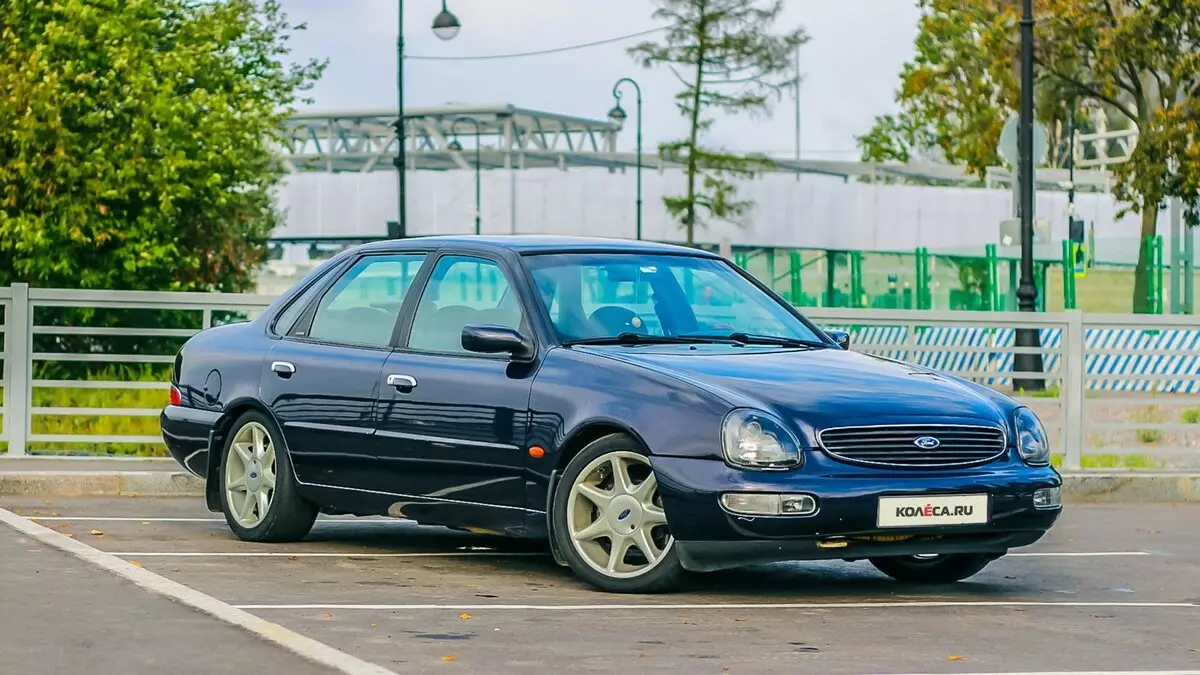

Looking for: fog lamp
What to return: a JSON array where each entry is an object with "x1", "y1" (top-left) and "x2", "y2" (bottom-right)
[
  {"x1": 720, "y1": 493, "x2": 818, "y2": 516},
  {"x1": 1033, "y1": 487, "x2": 1062, "y2": 509}
]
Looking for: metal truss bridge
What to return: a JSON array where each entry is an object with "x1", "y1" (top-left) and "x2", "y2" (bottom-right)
[{"x1": 278, "y1": 103, "x2": 1118, "y2": 192}]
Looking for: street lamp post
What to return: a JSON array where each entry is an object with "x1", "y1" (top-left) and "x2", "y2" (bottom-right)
[
  {"x1": 608, "y1": 77, "x2": 643, "y2": 240},
  {"x1": 449, "y1": 117, "x2": 483, "y2": 235},
  {"x1": 394, "y1": 1, "x2": 461, "y2": 237},
  {"x1": 1013, "y1": 0, "x2": 1044, "y2": 391}
]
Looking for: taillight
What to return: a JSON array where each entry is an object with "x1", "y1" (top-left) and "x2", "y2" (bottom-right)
[{"x1": 169, "y1": 384, "x2": 182, "y2": 406}]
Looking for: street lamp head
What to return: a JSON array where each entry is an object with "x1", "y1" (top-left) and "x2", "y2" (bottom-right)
[
  {"x1": 448, "y1": 138, "x2": 463, "y2": 152},
  {"x1": 607, "y1": 104, "x2": 627, "y2": 126},
  {"x1": 431, "y1": 7, "x2": 461, "y2": 41}
]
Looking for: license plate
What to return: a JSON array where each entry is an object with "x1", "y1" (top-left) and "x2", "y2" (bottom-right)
[{"x1": 877, "y1": 494, "x2": 989, "y2": 528}]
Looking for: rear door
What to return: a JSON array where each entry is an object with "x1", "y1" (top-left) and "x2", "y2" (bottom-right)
[
  {"x1": 375, "y1": 252, "x2": 538, "y2": 533},
  {"x1": 261, "y1": 252, "x2": 428, "y2": 492}
]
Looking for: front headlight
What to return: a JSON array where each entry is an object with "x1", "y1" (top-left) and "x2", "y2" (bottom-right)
[
  {"x1": 1013, "y1": 407, "x2": 1051, "y2": 466},
  {"x1": 721, "y1": 408, "x2": 803, "y2": 470}
]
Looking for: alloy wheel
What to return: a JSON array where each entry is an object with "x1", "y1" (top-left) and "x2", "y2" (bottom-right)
[
  {"x1": 225, "y1": 421, "x2": 277, "y2": 528},
  {"x1": 566, "y1": 450, "x2": 673, "y2": 579}
]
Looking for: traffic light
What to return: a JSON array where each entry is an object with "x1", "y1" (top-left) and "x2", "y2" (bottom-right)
[{"x1": 1068, "y1": 217, "x2": 1087, "y2": 279}]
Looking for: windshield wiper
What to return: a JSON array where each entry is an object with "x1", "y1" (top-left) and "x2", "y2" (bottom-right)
[
  {"x1": 562, "y1": 332, "x2": 730, "y2": 347},
  {"x1": 723, "y1": 332, "x2": 829, "y2": 349}
]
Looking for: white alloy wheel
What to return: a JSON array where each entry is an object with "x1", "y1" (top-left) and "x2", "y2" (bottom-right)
[
  {"x1": 224, "y1": 421, "x2": 277, "y2": 528},
  {"x1": 566, "y1": 450, "x2": 673, "y2": 579}
]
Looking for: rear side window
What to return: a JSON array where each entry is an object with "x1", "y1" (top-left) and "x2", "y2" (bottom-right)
[
  {"x1": 302, "y1": 253, "x2": 427, "y2": 348},
  {"x1": 272, "y1": 273, "x2": 333, "y2": 337}
]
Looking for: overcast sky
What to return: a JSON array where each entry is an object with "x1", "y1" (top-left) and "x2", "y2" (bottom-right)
[{"x1": 280, "y1": 0, "x2": 921, "y2": 160}]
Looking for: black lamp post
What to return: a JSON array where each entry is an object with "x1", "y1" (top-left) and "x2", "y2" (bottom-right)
[
  {"x1": 448, "y1": 117, "x2": 483, "y2": 235},
  {"x1": 608, "y1": 77, "x2": 643, "y2": 241},
  {"x1": 1013, "y1": 0, "x2": 1045, "y2": 391},
  {"x1": 394, "y1": 1, "x2": 461, "y2": 237}
]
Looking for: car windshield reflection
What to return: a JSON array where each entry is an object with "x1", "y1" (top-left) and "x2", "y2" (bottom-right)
[{"x1": 524, "y1": 253, "x2": 828, "y2": 346}]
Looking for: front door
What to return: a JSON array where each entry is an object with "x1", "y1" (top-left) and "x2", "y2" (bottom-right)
[
  {"x1": 262, "y1": 252, "x2": 428, "y2": 492},
  {"x1": 375, "y1": 253, "x2": 537, "y2": 535}
]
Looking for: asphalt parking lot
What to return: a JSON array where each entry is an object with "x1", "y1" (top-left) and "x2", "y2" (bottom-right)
[{"x1": 1, "y1": 497, "x2": 1198, "y2": 675}]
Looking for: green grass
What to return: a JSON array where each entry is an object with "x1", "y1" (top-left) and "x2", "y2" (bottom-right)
[
  {"x1": 3, "y1": 364, "x2": 170, "y2": 457},
  {"x1": 1182, "y1": 408, "x2": 1200, "y2": 425},
  {"x1": 1052, "y1": 453, "x2": 1162, "y2": 470},
  {"x1": 1130, "y1": 405, "x2": 1166, "y2": 445}
]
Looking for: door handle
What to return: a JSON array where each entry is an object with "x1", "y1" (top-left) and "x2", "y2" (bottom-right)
[
  {"x1": 271, "y1": 361, "x2": 296, "y2": 378},
  {"x1": 386, "y1": 374, "x2": 417, "y2": 390}
]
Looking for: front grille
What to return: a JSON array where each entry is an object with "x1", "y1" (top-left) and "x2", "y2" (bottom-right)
[{"x1": 817, "y1": 424, "x2": 1007, "y2": 469}]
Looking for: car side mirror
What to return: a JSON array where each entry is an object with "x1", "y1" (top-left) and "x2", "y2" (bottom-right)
[
  {"x1": 462, "y1": 324, "x2": 535, "y2": 361},
  {"x1": 824, "y1": 329, "x2": 850, "y2": 350}
]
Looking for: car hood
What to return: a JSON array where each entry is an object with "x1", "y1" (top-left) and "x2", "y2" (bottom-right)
[{"x1": 582, "y1": 345, "x2": 1009, "y2": 436}]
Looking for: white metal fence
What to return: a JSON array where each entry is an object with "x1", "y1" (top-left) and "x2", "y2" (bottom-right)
[{"x1": 1, "y1": 283, "x2": 1198, "y2": 472}]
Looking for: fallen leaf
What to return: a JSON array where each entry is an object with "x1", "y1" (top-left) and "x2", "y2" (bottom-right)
[
  {"x1": 89, "y1": 529, "x2": 104, "y2": 536},
  {"x1": 1189, "y1": 648, "x2": 1198, "y2": 653},
  {"x1": 441, "y1": 655, "x2": 456, "y2": 662},
  {"x1": 43, "y1": 500, "x2": 51, "y2": 506},
  {"x1": 323, "y1": 612, "x2": 333, "y2": 619},
  {"x1": 288, "y1": 556, "x2": 298, "y2": 561},
  {"x1": 370, "y1": 622, "x2": 378, "y2": 628},
  {"x1": 639, "y1": 651, "x2": 648, "y2": 658},
  {"x1": 722, "y1": 667, "x2": 730, "y2": 673},
  {"x1": 127, "y1": 493, "x2": 139, "y2": 498},
  {"x1": 459, "y1": 613, "x2": 472, "y2": 620},
  {"x1": 64, "y1": 534, "x2": 75, "y2": 538},
  {"x1": 733, "y1": 617, "x2": 745, "y2": 622},
  {"x1": 130, "y1": 561, "x2": 144, "y2": 568},
  {"x1": 51, "y1": 512, "x2": 60, "y2": 517},
  {"x1": 948, "y1": 655, "x2": 964, "y2": 661}
]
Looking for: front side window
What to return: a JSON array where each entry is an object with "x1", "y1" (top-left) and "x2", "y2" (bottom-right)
[
  {"x1": 303, "y1": 253, "x2": 427, "y2": 347},
  {"x1": 525, "y1": 253, "x2": 825, "y2": 344},
  {"x1": 407, "y1": 255, "x2": 526, "y2": 354}
]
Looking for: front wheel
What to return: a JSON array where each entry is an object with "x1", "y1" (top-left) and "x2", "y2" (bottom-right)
[
  {"x1": 551, "y1": 433, "x2": 684, "y2": 594},
  {"x1": 868, "y1": 553, "x2": 997, "y2": 583},
  {"x1": 218, "y1": 410, "x2": 317, "y2": 543}
]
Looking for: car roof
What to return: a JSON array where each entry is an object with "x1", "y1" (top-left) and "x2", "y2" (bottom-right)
[{"x1": 353, "y1": 235, "x2": 722, "y2": 258}]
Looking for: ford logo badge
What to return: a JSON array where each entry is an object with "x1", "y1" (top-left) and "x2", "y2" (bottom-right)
[
  {"x1": 913, "y1": 436, "x2": 941, "y2": 449},
  {"x1": 617, "y1": 509, "x2": 631, "y2": 521}
]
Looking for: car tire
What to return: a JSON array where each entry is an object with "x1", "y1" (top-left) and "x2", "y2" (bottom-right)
[
  {"x1": 551, "y1": 432, "x2": 685, "y2": 594},
  {"x1": 218, "y1": 410, "x2": 317, "y2": 543},
  {"x1": 868, "y1": 553, "x2": 995, "y2": 583}
]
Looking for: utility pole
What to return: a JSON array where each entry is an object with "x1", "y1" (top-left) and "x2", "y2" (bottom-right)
[{"x1": 1013, "y1": 0, "x2": 1045, "y2": 391}]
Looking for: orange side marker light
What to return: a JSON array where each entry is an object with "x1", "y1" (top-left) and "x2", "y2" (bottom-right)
[{"x1": 528, "y1": 446, "x2": 546, "y2": 459}]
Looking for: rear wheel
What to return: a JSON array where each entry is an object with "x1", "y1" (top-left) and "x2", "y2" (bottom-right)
[
  {"x1": 551, "y1": 433, "x2": 684, "y2": 594},
  {"x1": 219, "y1": 410, "x2": 317, "y2": 543},
  {"x1": 868, "y1": 553, "x2": 996, "y2": 583}
]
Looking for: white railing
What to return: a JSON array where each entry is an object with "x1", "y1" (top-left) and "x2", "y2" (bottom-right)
[{"x1": 1, "y1": 283, "x2": 1198, "y2": 472}]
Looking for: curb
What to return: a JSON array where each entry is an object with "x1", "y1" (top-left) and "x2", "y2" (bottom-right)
[
  {"x1": 1, "y1": 471, "x2": 1198, "y2": 502},
  {"x1": 0, "y1": 471, "x2": 204, "y2": 497}
]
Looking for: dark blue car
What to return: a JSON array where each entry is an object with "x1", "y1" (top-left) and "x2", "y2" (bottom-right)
[{"x1": 161, "y1": 235, "x2": 1062, "y2": 593}]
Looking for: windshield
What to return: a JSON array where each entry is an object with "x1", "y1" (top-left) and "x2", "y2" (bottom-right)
[{"x1": 523, "y1": 253, "x2": 827, "y2": 345}]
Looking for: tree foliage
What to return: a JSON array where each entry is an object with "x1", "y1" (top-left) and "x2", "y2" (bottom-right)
[
  {"x1": 0, "y1": 0, "x2": 325, "y2": 292},
  {"x1": 629, "y1": 0, "x2": 806, "y2": 245},
  {"x1": 858, "y1": 0, "x2": 1200, "y2": 312}
]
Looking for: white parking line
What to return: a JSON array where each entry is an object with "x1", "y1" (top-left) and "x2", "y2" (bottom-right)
[
  {"x1": 104, "y1": 550, "x2": 1150, "y2": 559},
  {"x1": 233, "y1": 600, "x2": 1200, "y2": 611},
  {"x1": 110, "y1": 551, "x2": 544, "y2": 558},
  {"x1": 0, "y1": 507, "x2": 400, "y2": 675}
]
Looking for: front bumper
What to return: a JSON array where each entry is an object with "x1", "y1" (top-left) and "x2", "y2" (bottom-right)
[
  {"x1": 651, "y1": 453, "x2": 1062, "y2": 573},
  {"x1": 160, "y1": 405, "x2": 222, "y2": 477}
]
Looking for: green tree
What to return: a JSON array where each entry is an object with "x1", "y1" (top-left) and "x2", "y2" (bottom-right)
[
  {"x1": 628, "y1": 0, "x2": 807, "y2": 246},
  {"x1": 858, "y1": 0, "x2": 1200, "y2": 312},
  {"x1": 0, "y1": 0, "x2": 325, "y2": 292}
]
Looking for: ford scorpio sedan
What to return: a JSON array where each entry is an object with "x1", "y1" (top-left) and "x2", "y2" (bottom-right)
[{"x1": 161, "y1": 235, "x2": 1062, "y2": 593}]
